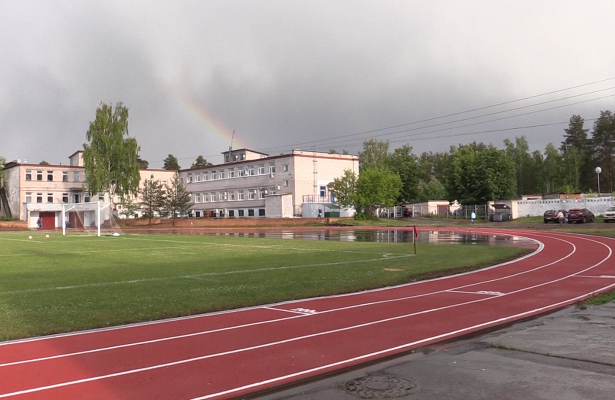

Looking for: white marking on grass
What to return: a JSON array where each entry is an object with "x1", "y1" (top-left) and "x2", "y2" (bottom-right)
[{"x1": 0, "y1": 254, "x2": 413, "y2": 295}]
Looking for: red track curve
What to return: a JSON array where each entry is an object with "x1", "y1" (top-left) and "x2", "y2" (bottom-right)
[{"x1": 1, "y1": 228, "x2": 614, "y2": 399}]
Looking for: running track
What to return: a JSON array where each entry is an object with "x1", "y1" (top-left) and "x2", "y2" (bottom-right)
[{"x1": 1, "y1": 228, "x2": 615, "y2": 400}]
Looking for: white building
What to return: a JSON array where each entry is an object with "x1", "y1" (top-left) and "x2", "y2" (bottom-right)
[
  {"x1": 181, "y1": 148, "x2": 359, "y2": 218},
  {"x1": 1, "y1": 151, "x2": 175, "y2": 228}
]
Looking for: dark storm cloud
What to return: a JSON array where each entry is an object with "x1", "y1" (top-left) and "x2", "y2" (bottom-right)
[{"x1": 2, "y1": 1, "x2": 614, "y2": 168}]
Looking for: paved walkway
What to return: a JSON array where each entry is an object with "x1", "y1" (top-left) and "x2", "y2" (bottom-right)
[{"x1": 258, "y1": 301, "x2": 615, "y2": 400}]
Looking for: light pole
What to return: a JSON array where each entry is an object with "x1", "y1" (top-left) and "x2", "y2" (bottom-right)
[{"x1": 595, "y1": 167, "x2": 602, "y2": 197}]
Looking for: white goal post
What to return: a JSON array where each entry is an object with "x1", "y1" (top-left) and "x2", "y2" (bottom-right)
[{"x1": 61, "y1": 201, "x2": 119, "y2": 236}]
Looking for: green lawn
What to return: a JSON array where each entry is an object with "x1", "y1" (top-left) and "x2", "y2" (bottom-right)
[{"x1": 0, "y1": 231, "x2": 528, "y2": 341}]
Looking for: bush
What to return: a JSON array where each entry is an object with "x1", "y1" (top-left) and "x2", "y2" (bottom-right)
[{"x1": 0, "y1": 216, "x2": 14, "y2": 221}]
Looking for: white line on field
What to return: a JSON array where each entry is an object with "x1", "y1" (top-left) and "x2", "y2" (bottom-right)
[{"x1": 0, "y1": 254, "x2": 413, "y2": 295}]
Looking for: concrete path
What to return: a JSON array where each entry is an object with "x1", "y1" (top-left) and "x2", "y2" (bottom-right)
[{"x1": 258, "y1": 301, "x2": 615, "y2": 400}]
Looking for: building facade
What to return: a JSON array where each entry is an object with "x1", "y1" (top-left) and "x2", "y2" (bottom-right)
[
  {"x1": 2, "y1": 151, "x2": 175, "y2": 228},
  {"x1": 181, "y1": 149, "x2": 359, "y2": 218}
]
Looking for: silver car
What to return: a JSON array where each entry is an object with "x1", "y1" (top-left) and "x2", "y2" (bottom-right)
[{"x1": 604, "y1": 206, "x2": 615, "y2": 223}]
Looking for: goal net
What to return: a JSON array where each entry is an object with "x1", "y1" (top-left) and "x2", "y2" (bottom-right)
[{"x1": 61, "y1": 202, "x2": 122, "y2": 236}]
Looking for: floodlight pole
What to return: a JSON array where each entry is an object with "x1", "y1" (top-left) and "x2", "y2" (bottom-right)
[
  {"x1": 97, "y1": 201, "x2": 101, "y2": 237},
  {"x1": 595, "y1": 167, "x2": 602, "y2": 197}
]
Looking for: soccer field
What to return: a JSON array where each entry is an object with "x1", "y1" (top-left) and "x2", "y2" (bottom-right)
[{"x1": 0, "y1": 231, "x2": 527, "y2": 341}]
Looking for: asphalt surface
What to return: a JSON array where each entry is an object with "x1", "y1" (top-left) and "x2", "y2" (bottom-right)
[{"x1": 255, "y1": 301, "x2": 615, "y2": 400}]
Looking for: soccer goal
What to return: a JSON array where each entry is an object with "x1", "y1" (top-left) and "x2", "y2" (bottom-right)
[{"x1": 61, "y1": 202, "x2": 122, "y2": 236}]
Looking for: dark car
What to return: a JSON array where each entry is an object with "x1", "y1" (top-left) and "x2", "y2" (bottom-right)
[
  {"x1": 566, "y1": 208, "x2": 595, "y2": 223},
  {"x1": 543, "y1": 209, "x2": 566, "y2": 223}
]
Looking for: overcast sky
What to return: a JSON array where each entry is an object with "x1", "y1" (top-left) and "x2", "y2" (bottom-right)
[{"x1": 2, "y1": 1, "x2": 614, "y2": 169}]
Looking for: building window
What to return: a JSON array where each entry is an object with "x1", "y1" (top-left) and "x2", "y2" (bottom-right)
[
  {"x1": 229, "y1": 210, "x2": 235, "y2": 217},
  {"x1": 73, "y1": 172, "x2": 80, "y2": 182},
  {"x1": 62, "y1": 193, "x2": 69, "y2": 203},
  {"x1": 258, "y1": 163, "x2": 265, "y2": 175},
  {"x1": 229, "y1": 190, "x2": 235, "y2": 201},
  {"x1": 248, "y1": 189, "x2": 256, "y2": 200},
  {"x1": 220, "y1": 191, "x2": 227, "y2": 201},
  {"x1": 283, "y1": 164, "x2": 289, "y2": 172},
  {"x1": 248, "y1": 209, "x2": 255, "y2": 216},
  {"x1": 211, "y1": 192, "x2": 217, "y2": 202},
  {"x1": 47, "y1": 193, "x2": 53, "y2": 203},
  {"x1": 284, "y1": 180, "x2": 289, "y2": 187},
  {"x1": 269, "y1": 162, "x2": 275, "y2": 174},
  {"x1": 194, "y1": 173, "x2": 200, "y2": 182},
  {"x1": 237, "y1": 190, "x2": 244, "y2": 200},
  {"x1": 228, "y1": 168, "x2": 235, "y2": 178},
  {"x1": 62, "y1": 171, "x2": 69, "y2": 182},
  {"x1": 26, "y1": 192, "x2": 32, "y2": 203},
  {"x1": 220, "y1": 170, "x2": 226, "y2": 179},
  {"x1": 36, "y1": 193, "x2": 43, "y2": 203},
  {"x1": 25, "y1": 170, "x2": 32, "y2": 181},
  {"x1": 98, "y1": 192, "x2": 104, "y2": 201},
  {"x1": 85, "y1": 193, "x2": 91, "y2": 203},
  {"x1": 320, "y1": 186, "x2": 326, "y2": 198},
  {"x1": 238, "y1": 209, "x2": 245, "y2": 217},
  {"x1": 211, "y1": 170, "x2": 217, "y2": 180},
  {"x1": 187, "y1": 173, "x2": 193, "y2": 183},
  {"x1": 259, "y1": 209, "x2": 266, "y2": 216},
  {"x1": 37, "y1": 171, "x2": 43, "y2": 181},
  {"x1": 248, "y1": 165, "x2": 254, "y2": 176},
  {"x1": 238, "y1": 168, "x2": 246, "y2": 177},
  {"x1": 203, "y1": 192, "x2": 209, "y2": 202},
  {"x1": 259, "y1": 189, "x2": 266, "y2": 199},
  {"x1": 219, "y1": 209, "x2": 225, "y2": 218},
  {"x1": 195, "y1": 193, "x2": 201, "y2": 203},
  {"x1": 203, "y1": 172, "x2": 208, "y2": 181},
  {"x1": 47, "y1": 171, "x2": 53, "y2": 181}
]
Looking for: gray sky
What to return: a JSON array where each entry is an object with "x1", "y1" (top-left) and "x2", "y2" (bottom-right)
[{"x1": 2, "y1": 0, "x2": 614, "y2": 169}]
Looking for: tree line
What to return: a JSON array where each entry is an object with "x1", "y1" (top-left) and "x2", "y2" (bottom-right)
[{"x1": 330, "y1": 111, "x2": 615, "y2": 218}]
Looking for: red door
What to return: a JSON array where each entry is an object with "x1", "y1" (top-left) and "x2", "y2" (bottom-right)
[{"x1": 40, "y1": 212, "x2": 56, "y2": 229}]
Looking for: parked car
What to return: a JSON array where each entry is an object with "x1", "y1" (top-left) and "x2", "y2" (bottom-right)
[
  {"x1": 566, "y1": 208, "x2": 595, "y2": 223},
  {"x1": 603, "y1": 206, "x2": 615, "y2": 223},
  {"x1": 543, "y1": 209, "x2": 566, "y2": 223}
]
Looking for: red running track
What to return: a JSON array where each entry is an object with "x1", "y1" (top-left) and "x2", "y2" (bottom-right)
[{"x1": 1, "y1": 228, "x2": 614, "y2": 400}]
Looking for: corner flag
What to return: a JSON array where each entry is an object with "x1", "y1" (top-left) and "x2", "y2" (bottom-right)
[{"x1": 413, "y1": 225, "x2": 418, "y2": 254}]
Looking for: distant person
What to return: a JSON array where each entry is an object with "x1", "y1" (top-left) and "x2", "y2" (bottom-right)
[
  {"x1": 318, "y1": 209, "x2": 323, "y2": 218},
  {"x1": 471, "y1": 211, "x2": 476, "y2": 224},
  {"x1": 557, "y1": 210, "x2": 565, "y2": 224},
  {"x1": 37, "y1": 216, "x2": 42, "y2": 229}
]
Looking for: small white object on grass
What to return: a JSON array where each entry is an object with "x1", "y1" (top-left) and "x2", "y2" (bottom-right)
[
  {"x1": 111, "y1": 232, "x2": 120, "y2": 236},
  {"x1": 28, "y1": 236, "x2": 32, "y2": 240},
  {"x1": 45, "y1": 234, "x2": 49, "y2": 238}
]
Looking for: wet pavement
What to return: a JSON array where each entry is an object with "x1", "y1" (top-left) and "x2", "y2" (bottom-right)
[{"x1": 255, "y1": 302, "x2": 615, "y2": 400}]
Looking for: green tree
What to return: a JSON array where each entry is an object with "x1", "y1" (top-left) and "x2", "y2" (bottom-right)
[
  {"x1": 164, "y1": 172, "x2": 192, "y2": 226},
  {"x1": 358, "y1": 139, "x2": 389, "y2": 170},
  {"x1": 83, "y1": 102, "x2": 141, "y2": 203},
  {"x1": 561, "y1": 115, "x2": 593, "y2": 191},
  {"x1": 329, "y1": 169, "x2": 358, "y2": 210},
  {"x1": 191, "y1": 155, "x2": 212, "y2": 168},
  {"x1": 417, "y1": 177, "x2": 447, "y2": 201},
  {"x1": 137, "y1": 156, "x2": 149, "y2": 169},
  {"x1": 118, "y1": 196, "x2": 140, "y2": 219},
  {"x1": 444, "y1": 143, "x2": 516, "y2": 205},
  {"x1": 163, "y1": 154, "x2": 181, "y2": 170},
  {"x1": 39, "y1": 161, "x2": 50, "y2": 165},
  {"x1": 504, "y1": 136, "x2": 533, "y2": 196},
  {"x1": 139, "y1": 176, "x2": 164, "y2": 226},
  {"x1": 386, "y1": 144, "x2": 420, "y2": 203},
  {"x1": 542, "y1": 143, "x2": 563, "y2": 193},
  {"x1": 355, "y1": 168, "x2": 403, "y2": 218},
  {"x1": 590, "y1": 110, "x2": 615, "y2": 193}
]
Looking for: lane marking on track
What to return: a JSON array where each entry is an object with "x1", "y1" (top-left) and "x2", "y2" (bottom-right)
[
  {"x1": 575, "y1": 275, "x2": 615, "y2": 279},
  {"x1": 447, "y1": 290, "x2": 505, "y2": 296},
  {"x1": 264, "y1": 307, "x2": 319, "y2": 315}
]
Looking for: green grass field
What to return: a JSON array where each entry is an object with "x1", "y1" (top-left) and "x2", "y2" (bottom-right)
[{"x1": 0, "y1": 231, "x2": 529, "y2": 341}]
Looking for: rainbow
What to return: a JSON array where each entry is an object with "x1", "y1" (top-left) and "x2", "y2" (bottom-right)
[{"x1": 171, "y1": 89, "x2": 249, "y2": 151}]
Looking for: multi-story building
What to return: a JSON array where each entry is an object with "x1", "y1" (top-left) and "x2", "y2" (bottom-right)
[
  {"x1": 181, "y1": 148, "x2": 359, "y2": 218},
  {"x1": 2, "y1": 151, "x2": 175, "y2": 228}
]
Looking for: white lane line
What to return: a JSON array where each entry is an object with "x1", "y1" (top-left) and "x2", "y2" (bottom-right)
[
  {"x1": 447, "y1": 290, "x2": 505, "y2": 296},
  {"x1": 264, "y1": 307, "x2": 318, "y2": 315}
]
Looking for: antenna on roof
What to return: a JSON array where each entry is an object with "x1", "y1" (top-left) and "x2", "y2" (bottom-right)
[{"x1": 229, "y1": 130, "x2": 235, "y2": 152}]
